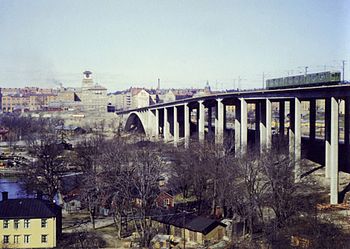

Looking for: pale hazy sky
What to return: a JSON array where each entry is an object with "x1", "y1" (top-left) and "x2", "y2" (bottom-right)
[{"x1": 0, "y1": 0, "x2": 349, "y2": 91}]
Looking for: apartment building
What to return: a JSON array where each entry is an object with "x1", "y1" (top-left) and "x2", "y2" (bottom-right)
[
  {"x1": 1, "y1": 93, "x2": 57, "y2": 112},
  {"x1": 0, "y1": 192, "x2": 62, "y2": 249}
]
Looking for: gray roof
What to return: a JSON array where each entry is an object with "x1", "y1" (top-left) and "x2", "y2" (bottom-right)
[
  {"x1": 152, "y1": 212, "x2": 226, "y2": 235},
  {"x1": 0, "y1": 198, "x2": 61, "y2": 219}
]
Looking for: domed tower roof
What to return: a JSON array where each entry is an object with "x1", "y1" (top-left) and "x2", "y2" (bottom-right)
[
  {"x1": 83, "y1": 71, "x2": 92, "y2": 79},
  {"x1": 82, "y1": 70, "x2": 94, "y2": 89}
]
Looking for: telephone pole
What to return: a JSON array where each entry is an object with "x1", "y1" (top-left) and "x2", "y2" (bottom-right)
[{"x1": 342, "y1": 60, "x2": 346, "y2": 82}]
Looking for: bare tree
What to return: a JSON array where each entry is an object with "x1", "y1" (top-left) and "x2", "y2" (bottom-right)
[
  {"x1": 130, "y1": 147, "x2": 162, "y2": 246},
  {"x1": 261, "y1": 151, "x2": 299, "y2": 227},
  {"x1": 74, "y1": 135, "x2": 107, "y2": 229},
  {"x1": 98, "y1": 137, "x2": 131, "y2": 238},
  {"x1": 19, "y1": 135, "x2": 66, "y2": 202},
  {"x1": 169, "y1": 147, "x2": 195, "y2": 199},
  {"x1": 223, "y1": 148, "x2": 269, "y2": 241}
]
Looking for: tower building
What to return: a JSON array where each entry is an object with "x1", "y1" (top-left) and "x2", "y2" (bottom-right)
[{"x1": 80, "y1": 71, "x2": 108, "y2": 112}]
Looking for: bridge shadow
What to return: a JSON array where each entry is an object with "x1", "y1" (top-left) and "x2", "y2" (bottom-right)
[{"x1": 339, "y1": 183, "x2": 350, "y2": 203}]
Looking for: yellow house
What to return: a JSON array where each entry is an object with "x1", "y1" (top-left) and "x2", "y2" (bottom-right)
[
  {"x1": 0, "y1": 192, "x2": 62, "y2": 248},
  {"x1": 151, "y1": 212, "x2": 226, "y2": 246}
]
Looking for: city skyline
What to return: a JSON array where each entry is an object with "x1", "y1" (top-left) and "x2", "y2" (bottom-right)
[{"x1": 0, "y1": 0, "x2": 349, "y2": 91}]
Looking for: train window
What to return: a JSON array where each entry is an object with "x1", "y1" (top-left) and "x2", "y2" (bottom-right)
[{"x1": 311, "y1": 74, "x2": 316, "y2": 83}]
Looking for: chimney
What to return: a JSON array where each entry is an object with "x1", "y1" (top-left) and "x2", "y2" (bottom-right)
[
  {"x1": 2, "y1": 191, "x2": 8, "y2": 201},
  {"x1": 36, "y1": 191, "x2": 43, "y2": 200}
]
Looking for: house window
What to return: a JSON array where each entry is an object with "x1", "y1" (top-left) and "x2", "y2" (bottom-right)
[
  {"x1": 41, "y1": 235, "x2": 48, "y2": 243},
  {"x1": 24, "y1": 219, "x2": 30, "y2": 228},
  {"x1": 14, "y1": 219, "x2": 19, "y2": 229},
  {"x1": 41, "y1": 219, "x2": 47, "y2": 228},
  {"x1": 24, "y1": 235, "x2": 30, "y2": 244},
  {"x1": 3, "y1": 220, "x2": 9, "y2": 228},
  {"x1": 3, "y1": 235, "x2": 9, "y2": 244},
  {"x1": 14, "y1": 235, "x2": 20, "y2": 244}
]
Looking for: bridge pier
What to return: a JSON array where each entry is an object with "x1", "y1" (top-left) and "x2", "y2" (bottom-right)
[
  {"x1": 288, "y1": 98, "x2": 302, "y2": 182},
  {"x1": 184, "y1": 104, "x2": 190, "y2": 148},
  {"x1": 345, "y1": 97, "x2": 350, "y2": 169},
  {"x1": 208, "y1": 106, "x2": 213, "y2": 137},
  {"x1": 235, "y1": 100, "x2": 241, "y2": 156},
  {"x1": 173, "y1": 106, "x2": 179, "y2": 147},
  {"x1": 279, "y1": 100, "x2": 285, "y2": 137},
  {"x1": 309, "y1": 99, "x2": 316, "y2": 142},
  {"x1": 259, "y1": 100, "x2": 267, "y2": 152},
  {"x1": 289, "y1": 99, "x2": 296, "y2": 179},
  {"x1": 266, "y1": 99, "x2": 272, "y2": 150},
  {"x1": 325, "y1": 98, "x2": 331, "y2": 178},
  {"x1": 255, "y1": 102, "x2": 261, "y2": 148},
  {"x1": 148, "y1": 110, "x2": 156, "y2": 141},
  {"x1": 294, "y1": 98, "x2": 301, "y2": 182},
  {"x1": 154, "y1": 109, "x2": 159, "y2": 140},
  {"x1": 240, "y1": 98, "x2": 248, "y2": 155},
  {"x1": 215, "y1": 98, "x2": 224, "y2": 145},
  {"x1": 198, "y1": 100, "x2": 205, "y2": 142},
  {"x1": 257, "y1": 99, "x2": 272, "y2": 153},
  {"x1": 164, "y1": 107, "x2": 170, "y2": 142},
  {"x1": 330, "y1": 97, "x2": 339, "y2": 204}
]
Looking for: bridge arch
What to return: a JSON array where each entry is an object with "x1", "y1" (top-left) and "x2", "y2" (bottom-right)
[{"x1": 124, "y1": 112, "x2": 147, "y2": 135}]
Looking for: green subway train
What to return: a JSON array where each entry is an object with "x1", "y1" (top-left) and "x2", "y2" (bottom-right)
[{"x1": 266, "y1": 71, "x2": 341, "y2": 89}]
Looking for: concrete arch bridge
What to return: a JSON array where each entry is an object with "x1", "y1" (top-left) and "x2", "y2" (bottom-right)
[{"x1": 117, "y1": 84, "x2": 350, "y2": 204}]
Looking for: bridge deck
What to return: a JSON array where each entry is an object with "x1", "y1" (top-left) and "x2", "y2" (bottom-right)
[{"x1": 116, "y1": 83, "x2": 350, "y2": 114}]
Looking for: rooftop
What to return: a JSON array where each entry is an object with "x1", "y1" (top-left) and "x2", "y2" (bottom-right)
[
  {"x1": 152, "y1": 211, "x2": 226, "y2": 235},
  {"x1": 0, "y1": 198, "x2": 61, "y2": 219}
]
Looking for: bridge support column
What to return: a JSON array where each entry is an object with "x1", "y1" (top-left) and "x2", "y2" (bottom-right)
[
  {"x1": 154, "y1": 109, "x2": 159, "y2": 141},
  {"x1": 224, "y1": 104, "x2": 227, "y2": 134},
  {"x1": 325, "y1": 98, "x2": 331, "y2": 178},
  {"x1": 345, "y1": 97, "x2": 350, "y2": 168},
  {"x1": 215, "y1": 98, "x2": 224, "y2": 145},
  {"x1": 279, "y1": 101, "x2": 285, "y2": 137},
  {"x1": 258, "y1": 99, "x2": 272, "y2": 152},
  {"x1": 266, "y1": 99, "x2": 272, "y2": 150},
  {"x1": 309, "y1": 99, "x2": 316, "y2": 142},
  {"x1": 330, "y1": 97, "x2": 339, "y2": 204},
  {"x1": 184, "y1": 104, "x2": 190, "y2": 148},
  {"x1": 259, "y1": 100, "x2": 267, "y2": 152},
  {"x1": 208, "y1": 106, "x2": 213, "y2": 137},
  {"x1": 173, "y1": 106, "x2": 179, "y2": 147},
  {"x1": 241, "y1": 98, "x2": 248, "y2": 154},
  {"x1": 164, "y1": 107, "x2": 170, "y2": 142},
  {"x1": 147, "y1": 110, "x2": 156, "y2": 141},
  {"x1": 255, "y1": 102, "x2": 261, "y2": 147},
  {"x1": 235, "y1": 101, "x2": 241, "y2": 157},
  {"x1": 294, "y1": 98, "x2": 301, "y2": 182},
  {"x1": 198, "y1": 101, "x2": 205, "y2": 142},
  {"x1": 288, "y1": 99, "x2": 298, "y2": 181}
]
